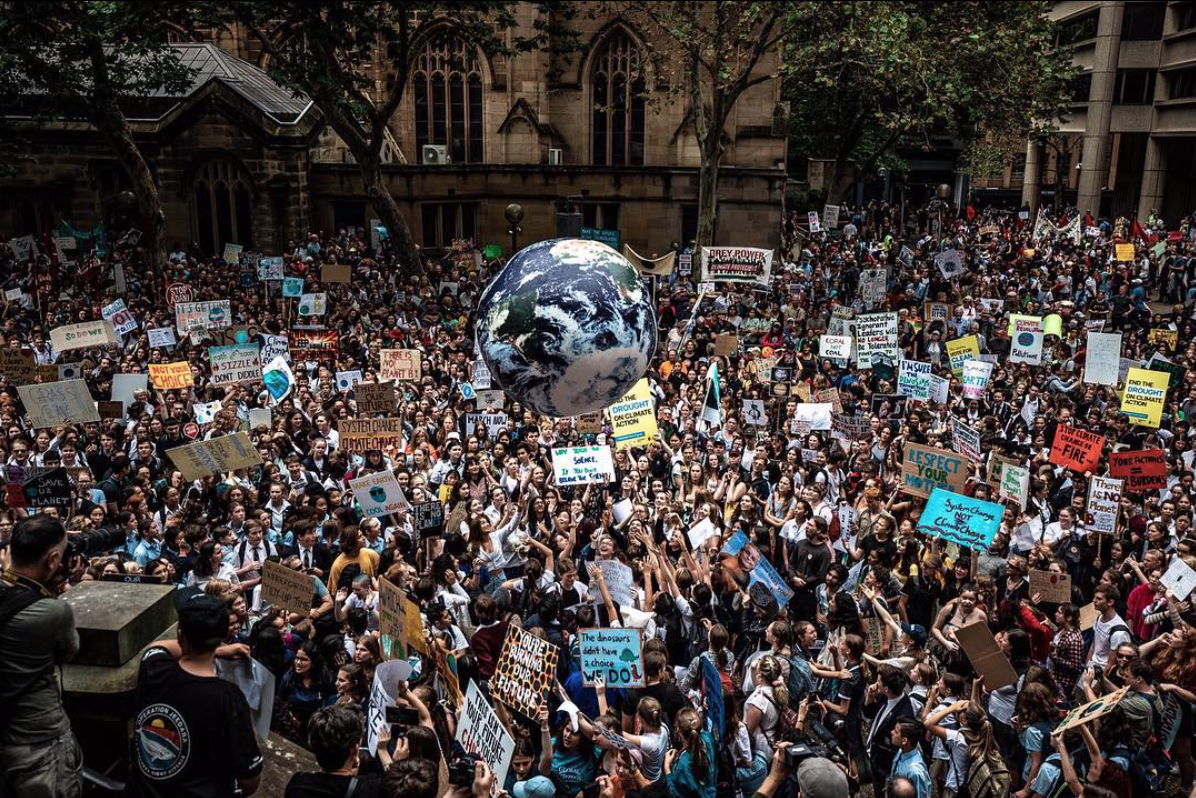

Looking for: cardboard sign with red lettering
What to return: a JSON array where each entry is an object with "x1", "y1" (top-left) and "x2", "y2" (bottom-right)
[
  {"x1": 1108, "y1": 448, "x2": 1167, "y2": 491},
  {"x1": 1048, "y1": 425, "x2": 1104, "y2": 473}
]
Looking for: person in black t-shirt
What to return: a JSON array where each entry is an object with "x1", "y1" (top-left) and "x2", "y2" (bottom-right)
[
  {"x1": 285, "y1": 705, "x2": 380, "y2": 798},
  {"x1": 128, "y1": 587, "x2": 263, "y2": 798}
]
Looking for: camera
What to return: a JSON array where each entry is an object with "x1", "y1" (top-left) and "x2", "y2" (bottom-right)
[
  {"x1": 448, "y1": 751, "x2": 482, "y2": 787},
  {"x1": 63, "y1": 526, "x2": 127, "y2": 577},
  {"x1": 385, "y1": 705, "x2": 420, "y2": 730}
]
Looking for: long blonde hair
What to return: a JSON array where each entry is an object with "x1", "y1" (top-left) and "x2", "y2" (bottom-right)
[
  {"x1": 756, "y1": 655, "x2": 790, "y2": 707},
  {"x1": 674, "y1": 708, "x2": 710, "y2": 785}
]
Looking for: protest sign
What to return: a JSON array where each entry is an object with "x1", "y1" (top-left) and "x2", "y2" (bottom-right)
[
  {"x1": 257, "y1": 256, "x2": 284, "y2": 281},
  {"x1": 260, "y1": 560, "x2": 313, "y2": 616},
  {"x1": 175, "y1": 300, "x2": 232, "y2": 333},
  {"x1": 923, "y1": 302, "x2": 952, "y2": 340},
  {"x1": 22, "y1": 467, "x2": 73, "y2": 512},
  {"x1": 380, "y1": 349, "x2": 421, "y2": 381},
  {"x1": 807, "y1": 211, "x2": 821, "y2": 232},
  {"x1": 820, "y1": 335, "x2": 852, "y2": 361},
  {"x1": 17, "y1": 380, "x2": 100, "y2": 429},
  {"x1": 377, "y1": 579, "x2": 405, "y2": 657},
  {"x1": 1048, "y1": 425, "x2": 1104, "y2": 473},
  {"x1": 720, "y1": 530, "x2": 794, "y2": 606},
  {"x1": 918, "y1": 488, "x2": 1003, "y2": 550},
  {"x1": 339, "y1": 418, "x2": 403, "y2": 453},
  {"x1": 0, "y1": 348, "x2": 36, "y2": 385},
  {"x1": 714, "y1": 333, "x2": 739, "y2": 357},
  {"x1": 1121, "y1": 367, "x2": 1168, "y2": 428},
  {"x1": 222, "y1": 242, "x2": 244, "y2": 264},
  {"x1": 456, "y1": 681, "x2": 516, "y2": 792},
  {"x1": 472, "y1": 359, "x2": 491, "y2": 389},
  {"x1": 1115, "y1": 243, "x2": 1135, "y2": 262},
  {"x1": 262, "y1": 356, "x2": 295, "y2": 404},
  {"x1": 259, "y1": 334, "x2": 289, "y2": 366},
  {"x1": 412, "y1": 500, "x2": 445, "y2": 536},
  {"x1": 101, "y1": 299, "x2": 138, "y2": 337},
  {"x1": 1108, "y1": 448, "x2": 1167, "y2": 490},
  {"x1": 166, "y1": 432, "x2": 263, "y2": 481},
  {"x1": 552, "y1": 445, "x2": 615, "y2": 487},
  {"x1": 355, "y1": 381, "x2": 395, "y2": 414},
  {"x1": 700, "y1": 246, "x2": 773, "y2": 285},
  {"x1": 861, "y1": 268, "x2": 887, "y2": 307},
  {"x1": 150, "y1": 362, "x2": 194, "y2": 390},
  {"x1": 298, "y1": 293, "x2": 327, "y2": 316},
  {"x1": 1010, "y1": 316, "x2": 1044, "y2": 366},
  {"x1": 193, "y1": 401, "x2": 221, "y2": 425},
  {"x1": 946, "y1": 336, "x2": 980, "y2": 376},
  {"x1": 855, "y1": 312, "x2": 898, "y2": 369},
  {"x1": 336, "y1": 370, "x2": 363, "y2": 392},
  {"x1": 281, "y1": 277, "x2": 304, "y2": 298},
  {"x1": 1085, "y1": 332, "x2": 1123, "y2": 386},
  {"x1": 607, "y1": 378, "x2": 658, "y2": 449},
  {"x1": 955, "y1": 620, "x2": 1017, "y2": 690},
  {"x1": 579, "y1": 628, "x2": 645, "y2": 688},
  {"x1": 98, "y1": 400, "x2": 124, "y2": 420},
  {"x1": 1086, "y1": 475, "x2": 1122, "y2": 534},
  {"x1": 290, "y1": 330, "x2": 339, "y2": 365},
  {"x1": 208, "y1": 344, "x2": 261, "y2": 386},
  {"x1": 50, "y1": 320, "x2": 118, "y2": 353},
  {"x1": 464, "y1": 412, "x2": 511, "y2": 439},
  {"x1": 147, "y1": 327, "x2": 176, "y2": 349},
  {"x1": 589, "y1": 559, "x2": 635, "y2": 607},
  {"x1": 822, "y1": 204, "x2": 840, "y2": 229},
  {"x1": 934, "y1": 249, "x2": 966, "y2": 279},
  {"x1": 897, "y1": 359, "x2": 932, "y2": 401},
  {"x1": 742, "y1": 398, "x2": 767, "y2": 427},
  {"x1": 111, "y1": 373, "x2": 147, "y2": 409},
  {"x1": 1030, "y1": 570, "x2": 1072, "y2": 603},
  {"x1": 794, "y1": 403, "x2": 833, "y2": 431},
  {"x1": 1000, "y1": 463, "x2": 1030, "y2": 510},
  {"x1": 1080, "y1": 603, "x2": 1099, "y2": 631},
  {"x1": 1055, "y1": 686, "x2": 1130, "y2": 734},
  {"x1": 248, "y1": 408, "x2": 273, "y2": 430},
  {"x1": 321, "y1": 263, "x2": 352, "y2": 284},
  {"x1": 814, "y1": 388, "x2": 842, "y2": 414},
  {"x1": 1150, "y1": 328, "x2": 1178, "y2": 351},
  {"x1": 951, "y1": 418, "x2": 982, "y2": 462},
  {"x1": 491, "y1": 625, "x2": 560, "y2": 719},
  {"x1": 901, "y1": 442, "x2": 968, "y2": 498},
  {"x1": 687, "y1": 517, "x2": 718, "y2": 550},
  {"x1": 1161, "y1": 558, "x2": 1196, "y2": 601},
  {"x1": 350, "y1": 471, "x2": 409, "y2": 518},
  {"x1": 961, "y1": 360, "x2": 993, "y2": 399},
  {"x1": 928, "y1": 374, "x2": 950, "y2": 404}
]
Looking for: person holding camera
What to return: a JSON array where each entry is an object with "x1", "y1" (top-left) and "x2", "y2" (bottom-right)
[
  {"x1": 285, "y1": 705, "x2": 382, "y2": 798},
  {"x1": 0, "y1": 515, "x2": 82, "y2": 798}
]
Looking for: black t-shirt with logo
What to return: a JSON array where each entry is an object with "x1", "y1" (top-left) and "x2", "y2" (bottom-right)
[{"x1": 128, "y1": 647, "x2": 263, "y2": 798}]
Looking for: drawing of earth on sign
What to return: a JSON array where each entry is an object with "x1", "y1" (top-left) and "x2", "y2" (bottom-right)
[
  {"x1": 476, "y1": 238, "x2": 657, "y2": 417},
  {"x1": 1018, "y1": 332, "x2": 1035, "y2": 346},
  {"x1": 369, "y1": 486, "x2": 387, "y2": 503}
]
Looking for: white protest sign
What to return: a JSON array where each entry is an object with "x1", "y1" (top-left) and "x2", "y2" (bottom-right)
[
  {"x1": 743, "y1": 399, "x2": 767, "y2": 427},
  {"x1": 336, "y1": 370, "x2": 364, "y2": 392},
  {"x1": 820, "y1": 335, "x2": 853, "y2": 361},
  {"x1": 209, "y1": 344, "x2": 261, "y2": 386},
  {"x1": 934, "y1": 250, "x2": 966, "y2": 279},
  {"x1": 350, "y1": 471, "x2": 410, "y2": 518},
  {"x1": 148, "y1": 327, "x2": 176, "y2": 348},
  {"x1": 1086, "y1": 475, "x2": 1122, "y2": 535},
  {"x1": 611, "y1": 499, "x2": 633, "y2": 525},
  {"x1": 822, "y1": 204, "x2": 840, "y2": 229},
  {"x1": 962, "y1": 361, "x2": 994, "y2": 399},
  {"x1": 258, "y1": 256, "x2": 284, "y2": 281},
  {"x1": 1161, "y1": 557, "x2": 1196, "y2": 601},
  {"x1": 929, "y1": 374, "x2": 950, "y2": 404},
  {"x1": 897, "y1": 359, "x2": 932, "y2": 401},
  {"x1": 298, "y1": 293, "x2": 327, "y2": 317},
  {"x1": 464, "y1": 411, "x2": 510, "y2": 439},
  {"x1": 687, "y1": 517, "x2": 718, "y2": 549},
  {"x1": 807, "y1": 211, "x2": 821, "y2": 233},
  {"x1": 1010, "y1": 329, "x2": 1044, "y2": 365},
  {"x1": 260, "y1": 334, "x2": 290, "y2": 366},
  {"x1": 592, "y1": 559, "x2": 635, "y2": 607},
  {"x1": 861, "y1": 269, "x2": 887, "y2": 308},
  {"x1": 456, "y1": 681, "x2": 515, "y2": 792},
  {"x1": 794, "y1": 403, "x2": 833, "y2": 431},
  {"x1": 473, "y1": 359, "x2": 492, "y2": 389},
  {"x1": 1085, "y1": 332, "x2": 1123, "y2": 386},
  {"x1": 551, "y1": 445, "x2": 616, "y2": 487},
  {"x1": 854, "y1": 312, "x2": 898, "y2": 369},
  {"x1": 194, "y1": 400, "x2": 222, "y2": 425}
]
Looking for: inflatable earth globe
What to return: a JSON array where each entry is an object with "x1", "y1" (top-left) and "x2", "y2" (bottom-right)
[{"x1": 475, "y1": 238, "x2": 657, "y2": 417}]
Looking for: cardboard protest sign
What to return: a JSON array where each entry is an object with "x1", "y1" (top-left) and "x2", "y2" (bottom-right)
[
  {"x1": 1048, "y1": 425, "x2": 1104, "y2": 473},
  {"x1": 150, "y1": 362, "x2": 194, "y2": 390},
  {"x1": 456, "y1": 681, "x2": 516, "y2": 791},
  {"x1": 208, "y1": 344, "x2": 261, "y2": 386},
  {"x1": 918, "y1": 488, "x2": 1003, "y2": 550},
  {"x1": 1079, "y1": 603, "x2": 1099, "y2": 631},
  {"x1": 820, "y1": 335, "x2": 852, "y2": 361},
  {"x1": 901, "y1": 442, "x2": 968, "y2": 498},
  {"x1": 380, "y1": 349, "x2": 421, "y2": 381},
  {"x1": 1085, "y1": 332, "x2": 1122, "y2": 386},
  {"x1": 607, "y1": 378, "x2": 658, "y2": 450},
  {"x1": 1121, "y1": 368, "x2": 1168, "y2": 428},
  {"x1": 1086, "y1": 476, "x2": 1122, "y2": 534},
  {"x1": 147, "y1": 327, "x2": 176, "y2": 349},
  {"x1": 1108, "y1": 448, "x2": 1167, "y2": 491},
  {"x1": 1055, "y1": 686, "x2": 1130, "y2": 734},
  {"x1": 377, "y1": 579, "x2": 405, "y2": 658},
  {"x1": 579, "y1": 628, "x2": 645, "y2": 688},
  {"x1": 897, "y1": 359, "x2": 932, "y2": 401},
  {"x1": 1030, "y1": 570, "x2": 1072, "y2": 603},
  {"x1": 946, "y1": 336, "x2": 980, "y2": 376},
  {"x1": 349, "y1": 471, "x2": 409, "y2": 518},
  {"x1": 854, "y1": 312, "x2": 899, "y2": 369},
  {"x1": 50, "y1": 320, "x2": 118, "y2": 353},
  {"x1": 166, "y1": 432, "x2": 263, "y2": 481},
  {"x1": 260, "y1": 560, "x2": 313, "y2": 616},
  {"x1": 0, "y1": 348, "x2": 37, "y2": 385},
  {"x1": 355, "y1": 381, "x2": 395, "y2": 414},
  {"x1": 339, "y1": 418, "x2": 403, "y2": 453},
  {"x1": 720, "y1": 530, "x2": 794, "y2": 606},
  {"x1": 321, "y1": 263, "x2": 351, "y2": 284},
  {"x1": 961, "y1": 361, "x2": 993, "y2": 399},
  {"x1": 17, "y1": 380, "x2": 100, "y2": 429},
  {"x1": 1161, "y1": 557, "x2": 1196, "y2": 601},
  {"x1": 491, "y1": 625, "x2": 560, "y2": 719},
  {"x1": 552, "y1": 445, "x2": 615, "y2": 487},
  {"x1": 955, "y1": 620, "x2": 1017, "y2": 690},
  {"x1": 700, "y1": 246, "x2": 773, "y2": 285},
  {"x1": 714, "y1": 333, "x2": 739, "y2": 357}
]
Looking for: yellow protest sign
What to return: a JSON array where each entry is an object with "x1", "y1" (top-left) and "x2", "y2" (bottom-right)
[
  {"x1": 1150, "y1": 328, "x2": 1178, "y2": 350},
  {"x1": 945, "y1": 335, "x2": 979, "y2": 376},
  {"x1": 606, "y1": 378, "x2": 658, "y2": 450},
  {"x1": 149, "y1": 362, "x2": 194, "y2": 390},
  {"x1": 1121, "y1": 368, "x2": 1168, "y2": 428},
  {"x1": 1115, "y1": 243, "x2": 1135, "y2": 262}
]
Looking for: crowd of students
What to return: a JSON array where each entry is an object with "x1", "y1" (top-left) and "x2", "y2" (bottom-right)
[{"x1": 1, "y1": 200, "x2": 1196, "y2": 798}]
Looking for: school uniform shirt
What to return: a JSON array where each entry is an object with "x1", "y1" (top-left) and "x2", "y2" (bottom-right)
[
  {"x1": 889, "y1": 748, "x2": 933, "y2": 798},
  {"x1": 938, "y1": 729, "x2": 970, "y2": 794},
  {"x1": 128, "y1": 647, "x2": 262, "y2": 798}
]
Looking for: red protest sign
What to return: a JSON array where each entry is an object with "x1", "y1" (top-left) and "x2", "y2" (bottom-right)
[
  {"x1": 1109, "y1": 448, "x2": 1167, "y2": 491},
  {"x1": 1048, "y1": 425, "x2": 1104, "y2": 473}
]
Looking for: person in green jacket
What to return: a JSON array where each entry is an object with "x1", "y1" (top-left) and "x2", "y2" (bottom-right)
[{"x1": 663, "y1": 708, "x2": 717, "y2": 798}]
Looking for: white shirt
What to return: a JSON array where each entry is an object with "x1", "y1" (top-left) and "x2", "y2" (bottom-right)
[{"x1": 1092, "y1": 612, "x2": 1133, "y2": 668}]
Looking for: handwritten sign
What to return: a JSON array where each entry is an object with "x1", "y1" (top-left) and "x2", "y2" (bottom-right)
[
  {"x1": 355, "y1": 381, "x2": 395, "y2": 414},
  {"x1": 854, "y1": 312, "x2": 898, "y2": 369},
  {"x1": 897, "y1": 359, "x2": 932, "y2": 400},
  {"x1": 918, "y1": 488, "x2": 1003, "y2": 550},
  {"x1": 148, "y1": 327, "x2": 176, "y2": 349},
  {"x1": 456, "y1": 681, "x2": 516, "y2": 792},
  {"x1": 1108, "y1": 448, "x2": 1167, "y2": 491},
  {"x1": 165, "y1": 432, "x2": 263, "y2": 481},
  {"x1": 380, "y1": 349, "x2": 421, "y2": 381},
  {"x1": 17, "y1": 380, "x2": 100, "y2": 429},
  {"x1": 901, "y1": 442, "x2": 968, "y2": 498},
  {"x1": 961, "y1": 360, "x2": 993, "y2": 399},
  {"x1": 1029, "y1": 570, "x2": 1072, "y2": 603},
  {"x1": 321, "y1": 263, "x2": 351, "y2": 284},
  {"x1": 260, "y1": 560, "x2": 313, "y2": 616},
  {"x1": 350, "y1": 471, "x2": 409, "y2": 518},
  {"x1": 50, "y1": 320, "x2": 118, "y2": 353},
  {"x1": 175, "y1": 300, "x2": 232, "y2": 333},
  {"x1": 1048, "y1": 425, "x2": 1104, "y2": 473},
  {"x1": 1086, "y1": 475, "x2": 1122, "y2": 534},
  {"x1": 1085, "y1": 332, "x2": 1122, "y2": 386},
  {"x1": 0, "y1": 348, "x2": 37, "y2": 385},
  {"x1": 1056, "y1": 686, "x2": 1130, "y2": 734},
  {"x1": 149, "y1": 362, "x2": 194, "y2": 390},
  {"x1": 491, "y1": 625, "x2": 560, "y2": 719},
  {"x1": 820, "y1": 335, "x2": 852, "y2": 361},
  {"x1": 552, "y1": 445, "x2": 615, "y2": 486},
  {"x1": 340, "y1": 418, "x2": 403, "y2": 453},
  {"x1": 579, "y1": 628, "x2": 645, "y2": 688},
  {"x1": 208, "y1": 344, "x2": 261, "y2": 386}
]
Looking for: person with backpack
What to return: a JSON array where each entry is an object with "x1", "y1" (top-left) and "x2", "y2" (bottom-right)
[
  {"x1": 745, "y1": 655, "x2": 790, "y2": 760},
  {"x1": 1089, "y1": 584, "x2": 1134, "y2": 669}
]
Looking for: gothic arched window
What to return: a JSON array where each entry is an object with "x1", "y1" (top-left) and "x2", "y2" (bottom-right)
[
  {"x1": 591, "y1": 30, "x2": 645, "y2": 166},
  {"x1": 414, "y1": 34, "x2": 484, "y2": 163},
  {"x1": 191, "y1": 158, "x2": 253, "y2": 255}
]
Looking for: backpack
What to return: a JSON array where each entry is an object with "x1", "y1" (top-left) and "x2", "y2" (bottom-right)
[
  {"x1": 966, "y1": 755, "x2": 1012, "y2": 798},
  {"x1": 1128, "y1": 693, "x2": 1172, "y2": 792},
  {"x1": 786, "y1": 652, "x2": 814, "y2": 707},
  {"x1": 713, "y1": 733, "x2": 740, "y2": 798}
]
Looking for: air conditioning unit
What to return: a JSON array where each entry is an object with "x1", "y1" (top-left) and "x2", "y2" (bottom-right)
[
  {"x1": 548, "y1": 148, "x2": 563, "y2": 165},
  {"x1": 422, "y1": 144, "x2": 449, "y2": 165}
]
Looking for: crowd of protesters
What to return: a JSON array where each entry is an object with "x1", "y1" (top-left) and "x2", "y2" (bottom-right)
[{"x1": 1, "y1": 198, "x2": 1196, "y2": 798}]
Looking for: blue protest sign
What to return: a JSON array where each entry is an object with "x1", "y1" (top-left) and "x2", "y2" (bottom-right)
[
  {"x1": 283, "y1": 277, "x2": 304, "y2": 297},
  {"x1": 579, "y1": 628, "x2": 644, "y2": 688},
  {"x1": 918, "y1": 488, "x2": 1003, "y2": 549}
]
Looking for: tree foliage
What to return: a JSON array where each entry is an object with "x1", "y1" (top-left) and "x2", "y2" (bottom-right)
[{"x1": 783, "y1": 1, "x2": 1076, "y2": 201}]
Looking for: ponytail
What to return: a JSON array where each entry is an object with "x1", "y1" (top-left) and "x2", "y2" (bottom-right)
[{"x1": 675, "y1": 708, "x2": 710, "y2": 785}]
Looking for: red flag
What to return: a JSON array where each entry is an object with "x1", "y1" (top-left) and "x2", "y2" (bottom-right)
[{"x1": 1131, "y1": 219, "x2": 1145, "y2": 240}]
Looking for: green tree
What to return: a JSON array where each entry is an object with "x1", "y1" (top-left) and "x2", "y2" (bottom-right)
[
  {"x1": 233, "y1": 2, "x2": 577, "y2": 277},
  {"x1": 616, "y1": 1, "x2": 786, "y2": 251},
  {"x1": 783, "y1": 2, "x2": 1076, "y2": 203},
  {"x1": 0, "y1": 1, "x2": 206, "y2": 268}
]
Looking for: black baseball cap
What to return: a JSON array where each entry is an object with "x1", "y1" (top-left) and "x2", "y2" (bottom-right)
[{"x1": 173, "y1": 586, "x2": 230, "y2": 648}]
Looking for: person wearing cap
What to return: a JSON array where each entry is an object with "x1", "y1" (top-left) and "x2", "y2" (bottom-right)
[
  {"x1": 126, "y1": 588, "x2": 262, "y2": 797},
  {"x1": 748, "y1": 744, "x2": 850, "y2": 798}
]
